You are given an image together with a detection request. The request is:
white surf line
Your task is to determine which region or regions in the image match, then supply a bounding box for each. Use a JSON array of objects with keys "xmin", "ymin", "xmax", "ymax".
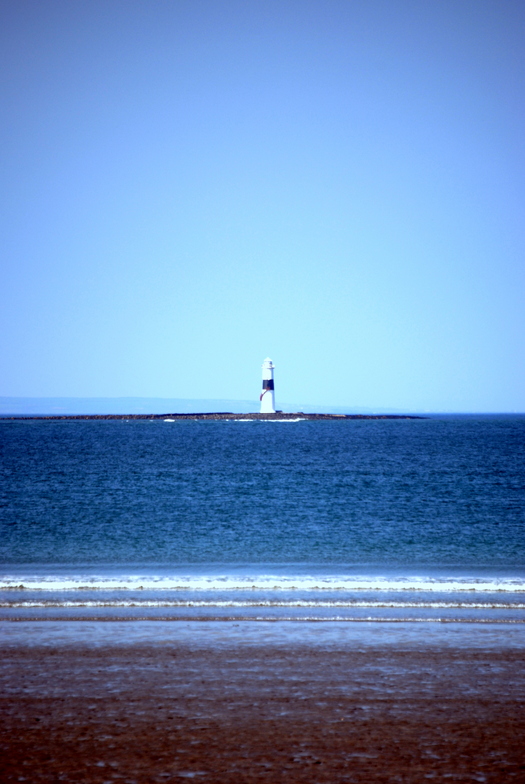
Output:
[
  {"xmin": 2, "ymin": 600, "xmax": 525, "ymax": 609},
  {"xmin": 265, "ymin": 418, "xmax": 306, "ymax": 422},
  {"xmin": 231, "ymin": 418, "xmax": 306, "ymax": 422},
  {"xmin": 3, "ymin": 578, "xmax": 525, "ymax": 592}
]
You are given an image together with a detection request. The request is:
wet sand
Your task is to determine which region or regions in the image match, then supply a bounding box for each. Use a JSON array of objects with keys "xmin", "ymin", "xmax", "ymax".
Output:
[{"xmin": 1, "ymin": 643, "xmax": 525, "ymax": 783}]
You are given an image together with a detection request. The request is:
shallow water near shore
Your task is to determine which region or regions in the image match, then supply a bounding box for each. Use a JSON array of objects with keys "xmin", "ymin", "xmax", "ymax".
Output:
[{"xmin": 3, "ymin": 618, "xmax": 525, "ymax": 651}]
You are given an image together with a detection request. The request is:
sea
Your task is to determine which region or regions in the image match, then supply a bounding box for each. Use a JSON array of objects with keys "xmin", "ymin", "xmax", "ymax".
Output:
[{"xmin": 1, "ymin": 415, "xmax": 524, "ymax": 649}]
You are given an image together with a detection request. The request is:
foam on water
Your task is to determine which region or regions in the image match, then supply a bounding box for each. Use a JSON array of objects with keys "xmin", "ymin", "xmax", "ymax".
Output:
[
  {"xmin": 1, "ymin": 573, "xmax": 524, "ymax": 592},
  {"xmin": 2, "ymin": 570, "xmax": 524, "ymax": 628}
]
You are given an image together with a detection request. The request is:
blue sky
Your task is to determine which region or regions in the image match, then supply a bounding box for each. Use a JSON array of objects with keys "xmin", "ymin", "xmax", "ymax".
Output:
[{"xmin": 1, "ymin": 0, "xmax": 524, "ymax": 412}]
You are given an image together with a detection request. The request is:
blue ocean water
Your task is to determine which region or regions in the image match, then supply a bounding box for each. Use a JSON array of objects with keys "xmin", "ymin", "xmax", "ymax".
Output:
[{"xmin": 1, "ymin": 416, "xmax": 524, "ymax": 640}]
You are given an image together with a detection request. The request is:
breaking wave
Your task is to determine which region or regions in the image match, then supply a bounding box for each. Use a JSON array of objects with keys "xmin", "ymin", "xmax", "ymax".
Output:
[{"xmin": 1, "ymin": 574, "xmax": 524, "ymax": 593}]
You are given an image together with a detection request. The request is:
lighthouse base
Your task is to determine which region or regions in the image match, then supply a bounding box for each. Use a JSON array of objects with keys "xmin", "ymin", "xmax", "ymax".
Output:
[{"xmin": 260, "ymin": 392, "xmax": 276, "ymax": 414}]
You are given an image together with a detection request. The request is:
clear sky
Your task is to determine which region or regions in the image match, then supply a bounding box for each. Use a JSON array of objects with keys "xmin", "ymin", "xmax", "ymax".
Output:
[{"xmin": 1, "ymin": 0, "xmax": 524, "ymax": 412}]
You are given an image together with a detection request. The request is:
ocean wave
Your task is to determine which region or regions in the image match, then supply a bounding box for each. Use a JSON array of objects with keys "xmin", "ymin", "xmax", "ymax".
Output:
[{"xmin": 1, "ymin": 575, "xmax": 524, "ymax": 593}]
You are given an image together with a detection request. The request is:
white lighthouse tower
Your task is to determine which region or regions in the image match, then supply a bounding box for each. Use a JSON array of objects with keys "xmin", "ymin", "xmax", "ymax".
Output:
[{"xmin": 260, "ymin": 357, "xmax": 276, "ymax": 414}]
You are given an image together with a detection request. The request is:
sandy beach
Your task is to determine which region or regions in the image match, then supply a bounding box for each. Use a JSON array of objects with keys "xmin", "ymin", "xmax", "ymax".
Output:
[{"xmin": 1, "ymin": 641, "xmax": 524, "ymax": 783}]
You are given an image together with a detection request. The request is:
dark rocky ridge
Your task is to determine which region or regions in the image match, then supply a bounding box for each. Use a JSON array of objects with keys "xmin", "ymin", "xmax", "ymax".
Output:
[{"xmin": 2, "ymin": 412, "xmax": 424, "ymax": 421}]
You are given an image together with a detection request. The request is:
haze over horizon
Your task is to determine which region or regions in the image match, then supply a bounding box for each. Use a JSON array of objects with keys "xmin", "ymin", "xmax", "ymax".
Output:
[{"xmin": 1, "ymin": 1, "xmax": 524, "ymax": 413}]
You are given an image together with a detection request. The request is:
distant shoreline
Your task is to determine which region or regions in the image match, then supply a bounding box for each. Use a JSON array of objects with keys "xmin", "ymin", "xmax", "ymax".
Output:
[{"xmin": 1, "ymin": 412, "xmax": 425, "ymax": 421}]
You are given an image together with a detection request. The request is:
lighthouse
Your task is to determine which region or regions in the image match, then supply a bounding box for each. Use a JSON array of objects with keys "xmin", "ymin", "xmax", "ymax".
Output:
[{"xmin": 260, "ymin": 358, "xmax": 276, "ymax": 414}]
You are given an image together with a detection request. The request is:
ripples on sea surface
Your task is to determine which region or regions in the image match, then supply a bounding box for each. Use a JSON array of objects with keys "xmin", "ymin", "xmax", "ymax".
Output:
[{"xmin": 1, "ymin": 416, "xmax": 524, "ymax": 645}]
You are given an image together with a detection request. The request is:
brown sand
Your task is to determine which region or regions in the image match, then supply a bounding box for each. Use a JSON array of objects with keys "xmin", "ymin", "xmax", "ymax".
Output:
[{"xmin": 1, "ymin": 644, "xmax": 524, "ymax": 783}]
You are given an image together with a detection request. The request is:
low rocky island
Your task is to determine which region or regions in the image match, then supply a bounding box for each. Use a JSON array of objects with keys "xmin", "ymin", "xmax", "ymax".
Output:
[{"xmin": 3, "ymin": 412, "xmax": 425, "ymax": 421}]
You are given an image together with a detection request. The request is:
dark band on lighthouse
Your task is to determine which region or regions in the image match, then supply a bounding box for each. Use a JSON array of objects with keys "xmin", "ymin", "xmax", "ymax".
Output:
[{"xmin": 262, "ymin": 379, "xmax": 274, "ymax": 390}]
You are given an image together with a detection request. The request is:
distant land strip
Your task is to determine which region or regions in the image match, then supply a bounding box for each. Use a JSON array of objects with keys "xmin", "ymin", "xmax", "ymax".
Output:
[{"xmin": 1, "ymin": 412, "xmax": 425, "ymax": 421}]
